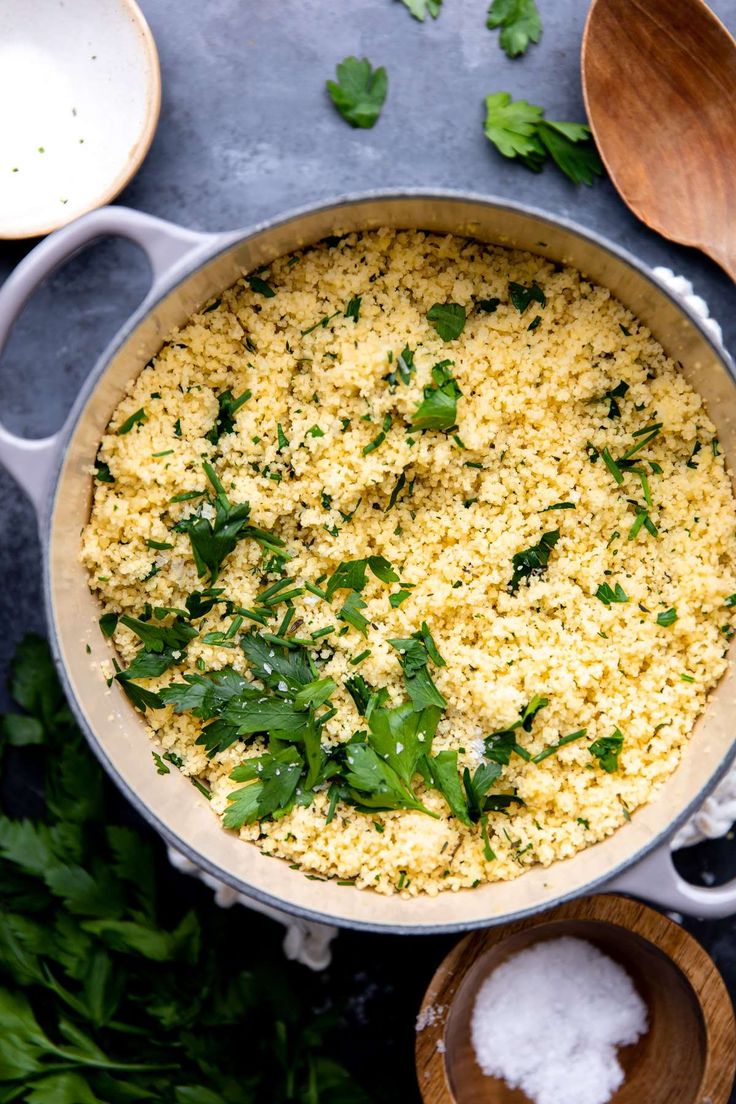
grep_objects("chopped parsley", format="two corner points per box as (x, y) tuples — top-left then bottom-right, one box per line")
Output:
(508, 529), (559, 593)
(205, 388), (251, 445)
(411, 360), (462, 431)
(345, 296), (362, 322)
(427, 303), (466, 342)
(595, 582), (628, 606)
(326, 56), (388, 129)
(656, 608), (678, 627)
(363, 413), (392, 455)
(339, 591), (370, 636)
(509, 280), (546, 314)
(543, 501), (575, 511)
(589, 729), (623, 773)
(94, 453), (114, 483)
(117, 407), (147, 435)
(476, 297), (501, 313)
(173, 461), (287, 583)
(247, 275), (275, 297)
(324, 555), (399, 599)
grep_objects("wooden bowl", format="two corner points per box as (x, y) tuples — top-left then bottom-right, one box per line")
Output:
(416, 894), (736, 1104)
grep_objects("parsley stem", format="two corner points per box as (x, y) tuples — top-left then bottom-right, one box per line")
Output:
(304, 581), (329, 600)
(277, 606), (295, 637)
(262, 587), (304, 607)
(258, 577), (294, 601)
(601, 447), (624, 484)
(532, 728), (587, 763)
(311, 625), (335, 640)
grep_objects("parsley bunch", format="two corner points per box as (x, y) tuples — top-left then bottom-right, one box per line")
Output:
(0, 636), (368, 1104)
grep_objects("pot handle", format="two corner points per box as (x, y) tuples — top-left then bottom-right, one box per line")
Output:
(0, 206), (219, 515)
(605, 840), (736, 918)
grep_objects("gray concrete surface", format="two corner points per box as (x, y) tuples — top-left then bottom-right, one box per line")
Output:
(1, 8), (736, 1093)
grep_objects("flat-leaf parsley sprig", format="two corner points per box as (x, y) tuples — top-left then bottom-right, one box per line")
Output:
(483, 92), (603, 185)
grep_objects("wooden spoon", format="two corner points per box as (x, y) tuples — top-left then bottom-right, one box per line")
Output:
(582, 0), (736, 282)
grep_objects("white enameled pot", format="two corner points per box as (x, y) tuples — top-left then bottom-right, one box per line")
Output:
(2, 193), (736, 932)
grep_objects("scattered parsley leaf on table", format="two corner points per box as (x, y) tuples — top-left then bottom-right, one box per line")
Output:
(487, 0), (541, 58)
(483, 92), (603, 185)
(327, 57), (388, 129)
(399, 0), (442, 19)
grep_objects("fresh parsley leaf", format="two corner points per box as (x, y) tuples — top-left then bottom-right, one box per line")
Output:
(98, 613), (118, 638)
(247, 275), (276, 298)
(508, 529), (560, 593)
(343, 742), (432, 814)
(240, 632), (314, 690)
(174, 462), (287, 583)
(339, 591), (370, 636)
(368, 702), (441, 787)
(424, 750), (472, 826)
(462, 762), (502, 821)
(94, 454), (114, 483)
(485, 694), (547, 762)
(486, 0), (541, 58)
(483, 92), (544, 161)
(483, 92), (603, 185)
(476, 297), (501, 314)
(388, 626), (447, 712)
(325, 556), (399, 599)
(116, 408), (147, 435)
(411, 361), (462, 431)
(536, 121), (604, 186)
(427, 303), (466, 342)
(656, 608), (678, 627)
(225, 747), (303, 827)
(326, 57), (388, 129)
(595, 582), (629, 606)
(589, 729), (623, 773)
(399, 0), (442, 19)
(509, 281), (545, 314)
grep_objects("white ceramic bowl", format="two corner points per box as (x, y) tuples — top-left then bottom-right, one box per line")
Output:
(0, 0), (160, 239)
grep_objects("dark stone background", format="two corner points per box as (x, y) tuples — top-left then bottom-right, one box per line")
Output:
(1, 1), (736, 1098)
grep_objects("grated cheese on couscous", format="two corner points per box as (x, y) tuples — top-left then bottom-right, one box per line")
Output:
(82, 229), (736, 896)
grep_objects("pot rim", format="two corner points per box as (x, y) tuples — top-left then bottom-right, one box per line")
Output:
(42, 188), (736, 933)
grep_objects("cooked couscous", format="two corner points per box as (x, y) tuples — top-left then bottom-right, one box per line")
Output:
(82, 229), (736, 896)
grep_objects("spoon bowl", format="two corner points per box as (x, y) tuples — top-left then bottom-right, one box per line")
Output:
(582, 0), (736, 281)
(416, 894), (736, 1104)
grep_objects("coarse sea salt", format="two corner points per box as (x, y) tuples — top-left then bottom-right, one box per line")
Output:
(470, 937), (647, 1104)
